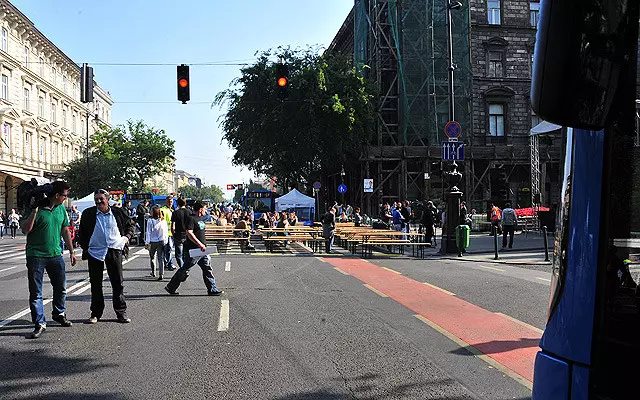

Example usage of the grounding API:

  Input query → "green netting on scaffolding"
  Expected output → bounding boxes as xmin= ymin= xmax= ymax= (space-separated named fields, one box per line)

xmin=354 ymin=0 xmax=369 ymax=73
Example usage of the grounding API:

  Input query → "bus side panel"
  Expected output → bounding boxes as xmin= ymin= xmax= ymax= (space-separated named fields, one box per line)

xmin=570 ymin=365 xmax=589 ymax=400
xmin=532 ymin=351 xmax=570 ymax=400
xmin=540 ymin=129 xmax=604 ymax=364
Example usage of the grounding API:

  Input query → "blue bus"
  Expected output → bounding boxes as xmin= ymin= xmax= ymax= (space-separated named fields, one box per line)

xmin=241 ymin=190 xmax=277 ymax=219
xmin=531 ymin=1 xmax=639 ymax=398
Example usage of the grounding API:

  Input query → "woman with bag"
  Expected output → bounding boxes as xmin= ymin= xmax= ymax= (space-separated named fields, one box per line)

xmin=145 ymin=206 xmax=168 ymax=280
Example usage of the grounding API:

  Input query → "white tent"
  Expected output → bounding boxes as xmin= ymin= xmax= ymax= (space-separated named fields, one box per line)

xmin=71 ymin=193 xmax=116 ymax=213
xmin=275 ymin=189 xmax=315 ymax=212
xmin=530 ymin=120 xmax=562 ymax=135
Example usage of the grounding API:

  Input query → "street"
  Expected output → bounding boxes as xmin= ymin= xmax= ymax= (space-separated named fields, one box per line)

xmin=0 ymin=235 xmax=549 ymax=400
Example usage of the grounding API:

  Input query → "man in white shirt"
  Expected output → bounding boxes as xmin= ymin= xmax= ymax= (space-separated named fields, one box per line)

xmin=79 ymin=189 xmax=135 ymax=324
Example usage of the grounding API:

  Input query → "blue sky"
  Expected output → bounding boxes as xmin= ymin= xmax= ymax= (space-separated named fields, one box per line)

xmin=11 ymin=0 xmax=353 ymax=195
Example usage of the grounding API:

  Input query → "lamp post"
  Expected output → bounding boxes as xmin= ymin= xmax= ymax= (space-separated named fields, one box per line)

xmin=340 ymin=165 xmax=345 ymax=208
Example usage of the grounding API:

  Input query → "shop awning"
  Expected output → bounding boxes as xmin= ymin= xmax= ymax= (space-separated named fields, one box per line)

xmin=530 ymin=120 xmax=562 ymax=136
xmin=1 ymin=170 xmax=50 ymax=185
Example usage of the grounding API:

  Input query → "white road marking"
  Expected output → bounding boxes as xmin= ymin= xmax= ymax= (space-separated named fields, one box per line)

xmin=225 ymin=261 xmax=231 ymax=272
xmin=135 ymin=248 xmax=148 ymax=256
xmin=217 ymin=299 xmax=229 ymax=331
xmin=73 ymin=284 xmax=92 ymax=295
xmin=422 ymin=282 xmax=456 ymax=296
xmin=495 ymin=312 xmax=544 ymax=334
xmin=6 ymin=254 xmax=25 ymax=261
xmin=479 ymin=265 xmax=505 ymax=272
xmin=536 ymin=277 xmax=551 ymax=282
xmin=364 ymin=284 xmax=388 ymax=297
xmin=0 ymin=266 xmax=19 ymax=274
xmin=0 ymin=299 xmax=52 ymax=328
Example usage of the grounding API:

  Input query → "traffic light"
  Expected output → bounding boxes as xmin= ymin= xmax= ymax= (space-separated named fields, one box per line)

xmin=275 ymin=63 xmax=289 ymax=100
xmin=177 ymin=64 xmax=190 ymax=104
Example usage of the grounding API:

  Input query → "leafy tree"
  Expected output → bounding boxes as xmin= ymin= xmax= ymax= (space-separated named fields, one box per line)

xmin=214 ymin=47 xmax=376 ymax=193
xmin=178 ymin=185 xmax=225 ymax=203
xmin=63 ymin=120 xmax=175 ymax=197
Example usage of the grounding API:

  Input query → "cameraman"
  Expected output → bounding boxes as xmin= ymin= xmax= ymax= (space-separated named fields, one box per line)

xmin=20 ymin=180 xmax=77 ymax=339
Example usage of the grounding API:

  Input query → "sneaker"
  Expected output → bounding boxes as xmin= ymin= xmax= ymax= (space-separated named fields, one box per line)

xmin=164 ymin=286 xmax=179 ymax=295
xmin=157 ymin=275 xmax=163 ymax=281
xmin=87 ymin=316 xmax=99 ymax=324
xmin=26 ymin=324 xmax=46 ymax=339
xmin=116 ymin=315 xmax=131 ymax=324
xmin=166 ymin=266 xmax=176 ymax=271
xmin=52 ymin=314 xmax=73 ymax=327
xmin=208 ymin=290 xmax=224 ymax=296
xmin=150 ymin=272 xmax=156 ymax=278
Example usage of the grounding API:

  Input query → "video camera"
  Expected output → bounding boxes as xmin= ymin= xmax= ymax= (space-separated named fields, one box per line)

xmin=17 ymin=178 xmax=52 ymax=213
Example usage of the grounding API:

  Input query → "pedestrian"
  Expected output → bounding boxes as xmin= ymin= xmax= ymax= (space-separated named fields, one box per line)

xmin=354 ymin=207 xmax=363 ymax=227
xmin=136 ymin=199 xmax=150 ymax=245
xmin=421 ymin=201 xmax=437 ymax=245
xmin=145 ymin=205 xmax=168 ymax=280
xmin=400 ymin=201 xmax=411 ymax=234
xmin=171 ymin=197 xmax=189 ymax=269
xmin=8 ymin=208 xmax=20 ymax=238
xmin=0 ymin=210 xmax=6 ymax=239
xmin=78 ymin=189 xmax=135 ymax=324
xmin=160 ymin=196 xmax=175 ymax=271
xmin=490 ymin=202 xmax=502 ymax=235
xmin=459 ymin=201 xmax=469 ymax=225
xmin=123 ymin=200 xmax=132 ymax=218
xmin=20 ymin=181 xmax=76 ymax=339
xmin=321 ymin=207 xmax=336 ymax=253
xmin=501 ymin=202 xmax=518 ymax=249
xmin=288 ymin=211 xmax=298 ymax=227
xmin=164 ymin=201 xmax=223 ymax=296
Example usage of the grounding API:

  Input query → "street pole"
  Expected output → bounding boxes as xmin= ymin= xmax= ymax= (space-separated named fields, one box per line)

xmin=446 ymin=0 xmax=456 ymax=123
xmin=85 ymin=110 xmax=90 ymax=194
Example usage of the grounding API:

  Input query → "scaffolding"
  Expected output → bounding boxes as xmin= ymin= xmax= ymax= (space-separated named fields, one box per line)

xmin=354 ymin=0 xmax=472 ymax=212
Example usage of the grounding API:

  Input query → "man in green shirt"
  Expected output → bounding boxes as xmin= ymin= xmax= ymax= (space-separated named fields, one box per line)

xmin=20 ymin=180 xmax=77 ymax=339
xmin=160 ymin=196 xmax=175 ymax=271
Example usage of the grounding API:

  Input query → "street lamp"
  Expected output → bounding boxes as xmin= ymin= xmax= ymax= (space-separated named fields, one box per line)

xmin=340 ymin=165 xmax=346 ymax=208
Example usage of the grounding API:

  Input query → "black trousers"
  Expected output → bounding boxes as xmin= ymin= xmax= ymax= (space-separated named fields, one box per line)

xmin=88 ymin=249 xmax=127 ymax=319
xmin=502 ymin=225 xmax=515 ymax=248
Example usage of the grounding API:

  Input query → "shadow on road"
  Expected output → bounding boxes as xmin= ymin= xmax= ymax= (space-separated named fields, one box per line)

xmin=450 ymin=337 xmax=540 ymax=356
xmin=0 ymin=347 xmax=118 ymax=399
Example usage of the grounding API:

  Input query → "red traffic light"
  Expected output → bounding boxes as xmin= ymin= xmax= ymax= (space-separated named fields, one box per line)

xmin=179 ymin=78 xmax=188 ymax=88
xmin=277 ymin=77 xmax=288 ymax=87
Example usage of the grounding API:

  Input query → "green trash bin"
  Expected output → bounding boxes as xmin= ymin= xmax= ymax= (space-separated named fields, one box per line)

xmin=456 ymin=225 xmax=470 ymax=250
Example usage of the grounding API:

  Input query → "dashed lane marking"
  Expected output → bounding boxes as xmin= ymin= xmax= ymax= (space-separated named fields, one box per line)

xmin=535 ymin=277 xmax=551 ymax=282
xmin=495 ymin=312 xmax=544 ymax=335
xmin=479 ymin=265 xmax=505 ymax=272
xmin=333 ymin=267 xmax=349 ymax=275
xmin=381 ymin=267 xmax=402 ymax=274
xmin=364 ymin=284 xmax=388 ymax=297
xmin=225 ymin=261 xmax=231 ymax=272
xmin=422 ymin=282 xmax=456 ymax=296
xmin=217 ymin=299 xmax=229 ymax=332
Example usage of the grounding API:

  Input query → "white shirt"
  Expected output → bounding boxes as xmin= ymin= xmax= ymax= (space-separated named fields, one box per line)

xmin=88 ymin=208 xmax=127 ymax=261
xmin=145 ymin=218 xmax=168 ymax=245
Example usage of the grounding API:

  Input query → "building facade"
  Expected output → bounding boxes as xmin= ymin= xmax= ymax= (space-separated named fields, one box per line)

xmin=0 ymin=0 xmax=113 ymax=213
xmin=328 ymin=0 xmax=561 ymax=214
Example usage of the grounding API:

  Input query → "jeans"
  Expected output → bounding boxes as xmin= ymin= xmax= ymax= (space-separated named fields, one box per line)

xmin=502 ymin=225 xmax=515 ymax=248
xmin=26 ymin=255 xmax=67 ymax=326
xmin=88 ymin=249 xmax=127 ymax=319
xmin=174 ymin=237 xmax=186 ymax=269
xmin=149 ymin=241 xmax=165 ymax=276
xmin=166 ymin=253 xmax=218 ymax=293
xmin=163 ymin=236 xmax=174 ymax=268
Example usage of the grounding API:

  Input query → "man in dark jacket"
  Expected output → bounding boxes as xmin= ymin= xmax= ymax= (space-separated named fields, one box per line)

xmin=421 ymin=201 xmax=438 ymax=245
xmin=136 ymin=199 xmax=149 ymax=245
xmin=79 ymin=189 xmax=135 ymax=324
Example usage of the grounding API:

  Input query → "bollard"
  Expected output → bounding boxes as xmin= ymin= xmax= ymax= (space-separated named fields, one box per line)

xmin=493 ymin=226 xmax=499 ymax=260
xmin=542 ymin=225 xmax=549 ymax=261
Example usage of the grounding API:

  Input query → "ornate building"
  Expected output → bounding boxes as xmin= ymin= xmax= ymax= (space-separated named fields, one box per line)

xmin=0 ymin=0 xmax=113 ymax=212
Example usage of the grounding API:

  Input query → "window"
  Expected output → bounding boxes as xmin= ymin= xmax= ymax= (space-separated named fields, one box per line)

xmin=38 ymin=57 xmax=44 ymax=77
xmin=488 ymin=51 xmax=504 ymax=77
xmin=23 ymin=46 xmax=28 ymax=68
xmin=25 ymin=132 xmax=30 ymax=159
xmin=51 ymin=101 xmax=56 ymax=123
xmin=51 ymin=67 xmax=56 ymax=86
xmin=1 ymin=28 xmax=7 ymax=52
xmin=488 ymin=0 xmax=501 ymax=25
xmin=63 ymin=76 xmax=67 ymax=93
xmin=39 ymin=137 xmax=45 ymax=158
xmin=530 ymin=2 xmax=540 ymax=27
xmin=74 ymin=147 xmax=79 ymax=159
xmin=1 ymin=75 xmax=7 ymax=100
xmin=531 ymin=111 xmax=542 ymax=129
xmin=23 ymin=86 xmax=29 ymax=111
xmin=73 ymin=83 xmax=77 ymax=100
xmin=2 ymin=123 xmax=9 ymax=153
xmin=38 ymin=94 xmax=44 ymax=117
xmin=62 ymin=107 xmax=67 ymax=128
xmin=72 ymin=113 xmax=76 ymax=132
xmin=488 ymin=103 xmax=505 ymax=136
xmin=64 ymin=144 xmax=69 ymax=162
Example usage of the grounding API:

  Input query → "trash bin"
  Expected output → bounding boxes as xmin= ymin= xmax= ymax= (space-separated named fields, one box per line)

xmin=456 ymin=225 xmax=470 ymax=250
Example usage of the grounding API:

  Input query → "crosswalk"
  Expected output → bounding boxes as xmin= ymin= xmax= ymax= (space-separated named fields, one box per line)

xmin=0 ymin=243 xmax=82 ymax=271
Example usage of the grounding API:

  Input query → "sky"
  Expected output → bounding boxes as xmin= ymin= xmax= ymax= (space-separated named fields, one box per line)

xmin=10 ymin=0 xmax=353 ymax=195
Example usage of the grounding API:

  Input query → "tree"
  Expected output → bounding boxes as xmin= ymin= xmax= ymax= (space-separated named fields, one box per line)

xmin=63 ymin=120 xmax=175 ymax=197
xmin=214 ymin=47 xmax=376 ymax=193
xmin=178 ymin=185 xmax=225 ymax=203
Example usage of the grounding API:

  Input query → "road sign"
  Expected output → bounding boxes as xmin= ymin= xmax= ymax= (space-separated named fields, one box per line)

xmin=338 ymin=184 xmax=347 ymax=194
xmin=363 ymin=179 xmax=373 ymax=193
xmin=441 ymin=141 xmax=465 ymax=161
xmin=445 ymin=121 xmax=462 ymax=140
xmin=313 ymin=181 xmax=322 ymax=190
xmin=226 ymin=184 xmax=234 ymax=190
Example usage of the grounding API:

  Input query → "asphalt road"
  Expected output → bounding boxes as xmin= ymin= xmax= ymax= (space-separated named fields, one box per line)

xmin=0 ymin=238 xmax=548 ymax=400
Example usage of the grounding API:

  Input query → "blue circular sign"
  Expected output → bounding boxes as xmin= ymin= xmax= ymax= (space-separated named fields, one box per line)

xmin=338 ymin=184 xmax=347 ymax=194
xmin=313 ymin=181 xmax=322 ymax=190
xmin=445 ymin=121 xmax=462 ymax=138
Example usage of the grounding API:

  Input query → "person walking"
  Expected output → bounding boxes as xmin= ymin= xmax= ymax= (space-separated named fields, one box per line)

xmin=160 ymin=196 xmax=175 ymax=271
xmin=421 ymin=201 xmax=437 ymax=245
xmin=490 ymin=202 xmax=502 ymax=235
xmin=321 ymin=208 xmax=336 ymax=253
xmin=20 ymin=181 xmax=76 ymax=339
xmin=8 ymin=209 xmax=20 ymax=238
xmin=164 ymin=201 xmax=223 ymax=296
xmin=79 ymin=189 xmax=135 ymax=324
xmin=136 ymin=199 xmax=150 ymax=245
xmin=0 ymin=210 xmax=6 ymax=239
xmin=501 ymin=202 xmax=518 ymax=249
xmin=171 ymin=197 xmax=189 ymax=269
xmin=145 ymin=206 xmax=168 ymax=280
